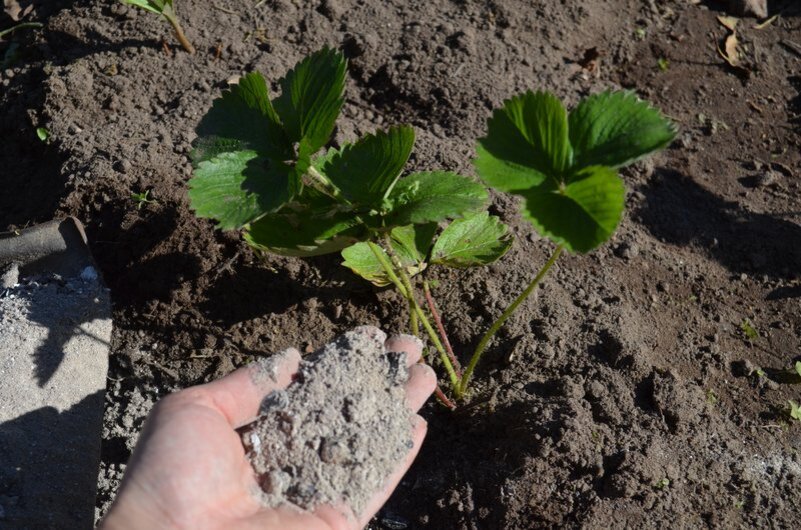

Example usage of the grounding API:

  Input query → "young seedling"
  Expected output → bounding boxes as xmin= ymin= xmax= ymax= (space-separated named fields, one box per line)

xmin=460 ymin=89 xmax=676 ymax=395
xmin=131 ymin=189 xmax=154 ymax=210
xmin=740 ymin=318 xmax=759 ymax=341
xmin=122 ymin=0 xmax=195 ymax=54
xmin=188 ymin=48 xmax=510 ymax=401
xmin=36 ymin=127 xmax=50 ymax=143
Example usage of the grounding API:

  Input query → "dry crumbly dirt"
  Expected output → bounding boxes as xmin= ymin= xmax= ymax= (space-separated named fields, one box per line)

xmin=2 ymin=0 xmax=801 ymax=528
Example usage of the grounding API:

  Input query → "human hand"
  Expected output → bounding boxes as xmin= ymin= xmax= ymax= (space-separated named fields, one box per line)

xmin=100 ymin=330 xmax=435 ymax=530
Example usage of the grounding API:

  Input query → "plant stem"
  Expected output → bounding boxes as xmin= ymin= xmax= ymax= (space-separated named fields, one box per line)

xmin=374 ymin=236 xmax=460 ymax=391
xmin=366 ymin=241 xmax=407 ymax=297
xmin=423 ymin=280 xmax=462 ymax=377
xmin=433 ymin=386 xmax=457 ymax=409
xmin=368 ymin=240 xmax=459 ymax=407
xmin=162 ymin=7 xmax=195 ymax=54
xmin=459 ymin=245 xmax=563 ymax=396
xmin=0 ymin=22 xmax=43 ymax=39
xmin=409 ymin=301 xmax=420 ymax=335
xmin=306 ymin=166 xmax=345 ymax=202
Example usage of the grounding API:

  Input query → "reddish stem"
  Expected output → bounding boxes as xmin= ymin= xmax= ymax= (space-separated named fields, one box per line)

xmin=423 ymin=282 xmax=463 ymax=377
xmin=433 ymin=384 xmax=457 ymax=410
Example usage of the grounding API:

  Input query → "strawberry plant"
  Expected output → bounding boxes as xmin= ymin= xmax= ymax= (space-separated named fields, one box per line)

xmin=189 ymin=47 xmax=675 ymax=403
xmin=122 ymin=0 xmax=195 ymax=54
xmin=460 ymin=90 xmax=676 ymax=394
xmin=188 ymin=48 xmax=510 ymax=404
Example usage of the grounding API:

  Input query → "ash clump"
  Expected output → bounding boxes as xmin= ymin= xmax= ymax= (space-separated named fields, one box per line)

xmin=241 ymin=326 xmax=413 ymax=514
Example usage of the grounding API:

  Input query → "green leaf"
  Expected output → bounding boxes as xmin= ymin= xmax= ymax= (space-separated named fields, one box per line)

xmin=431 ymin=212 xmax=513 ymax=268
xmin=796 ymin=361 xmax=801 ymax=378
xmin=341 ymin=224 xmax=437 ymax=286
xmin=122 ymin=0 xmax=167 ymax=15
xmin=245 ymin=210 xmax=365 ymax=257
xmin=569 ymin=91 xmax=676 ymax=168
xmin=790 ymin=400 xmax=801 ymax=421
xmin=193 ymin=72 xmax=289 ymax=165
xmin=273 ymin=47 xmax=347 ymax=160
xmin=474 ymin=91 xmax=572 ymax=192
xmin=188 ymin=151 xmax=293 ymax=230
xmin=36 ymin=127 xmax=49 ymax=142
xmin=519 ymin=165 xmax=625 ymax=253
xmin=383 ymin=172 xmax=488 ymax=226
xmin=323 ymin=126 xmax=415 ymax=205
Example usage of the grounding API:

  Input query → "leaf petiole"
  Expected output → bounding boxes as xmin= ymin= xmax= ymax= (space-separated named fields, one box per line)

xmin=423 ymin=280 xmax=462 ymax=378
xmin=459 ymin=244 xmax=563 ymax=396
xmin=371 ymin=237 xmax=460 ymax=392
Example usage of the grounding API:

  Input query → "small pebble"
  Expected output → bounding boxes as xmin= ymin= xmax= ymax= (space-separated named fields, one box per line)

xmin=80 ymin=266 xmax=98 ymax=282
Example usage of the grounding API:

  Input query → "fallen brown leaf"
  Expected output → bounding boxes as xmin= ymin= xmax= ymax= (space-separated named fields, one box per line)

xmin=3 ymin=0 xmax=32 ymax=22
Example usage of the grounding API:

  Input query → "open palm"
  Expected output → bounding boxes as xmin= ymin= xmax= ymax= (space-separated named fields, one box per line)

xmin=101 ymin=330 xmax=435 ymax=530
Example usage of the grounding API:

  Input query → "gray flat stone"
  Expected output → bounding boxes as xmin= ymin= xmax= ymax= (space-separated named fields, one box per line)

xmin=0 ymin=218 xmax=111 ymax=530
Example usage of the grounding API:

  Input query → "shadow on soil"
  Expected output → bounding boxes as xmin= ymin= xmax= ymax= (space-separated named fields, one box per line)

xmin=636 ymin=169 xmax=801 ymax=279
xmin=384 ymin=391 xmax=579 ymax=528
xmin=199 ymin=255 xmax=375 ymax=327
xmin=695 ymin=0 xmax=801 ymax=15
xmin=0 ymin=1 xmax=97 ymax=230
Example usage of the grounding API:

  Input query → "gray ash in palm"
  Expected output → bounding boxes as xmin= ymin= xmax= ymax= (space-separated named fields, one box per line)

xmin=240 ymin=326 xmax=413 ymax=514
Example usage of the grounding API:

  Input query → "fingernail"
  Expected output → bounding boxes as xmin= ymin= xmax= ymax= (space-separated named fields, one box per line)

xmin=394 ymin=333 xmax=424 ymax=350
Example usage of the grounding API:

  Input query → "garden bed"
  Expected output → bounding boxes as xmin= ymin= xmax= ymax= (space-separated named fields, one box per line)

xmin=2 ymin=0 xmax=801 ymax=527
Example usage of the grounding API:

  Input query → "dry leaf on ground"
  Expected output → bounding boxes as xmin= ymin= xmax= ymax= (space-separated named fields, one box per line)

xmin=3 ymin=0 xmax=32 ymax=21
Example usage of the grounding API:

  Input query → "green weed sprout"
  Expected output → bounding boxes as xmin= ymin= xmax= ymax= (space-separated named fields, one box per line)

xmin=188 ymin=48 xmax=511 ymax=404
xmin=461 ymin=90 xmax=676 ymax=395
xmin=790 ymin=400 xmax=801 ymax=422
xmin=131 ymin=189 xmax=154 ymax=209
xmin=122 ymin=0 xmax=195 ymax=54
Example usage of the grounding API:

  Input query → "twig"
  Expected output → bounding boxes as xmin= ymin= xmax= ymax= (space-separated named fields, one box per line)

xmin=781 ymin=40 xmax=801 ymax=58
xmin=213 ymin=5 xmax=238 ymax=15
xmin=212 ymin=249 xmax=242 ymax=280
xmin=423 ymin=281 xmax=462 ymax=377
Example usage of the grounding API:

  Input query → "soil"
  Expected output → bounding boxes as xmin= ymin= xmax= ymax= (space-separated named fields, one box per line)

xmin=2 ymin=0 xmax=801 ymax=528
xmin=241 ymin=326 xmax=412 ymax=514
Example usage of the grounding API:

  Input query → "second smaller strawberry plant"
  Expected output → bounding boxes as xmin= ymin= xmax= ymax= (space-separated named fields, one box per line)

xmin=122 ymin=0 xmax=195 ymax=54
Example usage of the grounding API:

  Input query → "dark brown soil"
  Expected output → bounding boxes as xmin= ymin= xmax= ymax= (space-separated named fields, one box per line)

xmin=2 ymin=0 xmax=801 ymax=528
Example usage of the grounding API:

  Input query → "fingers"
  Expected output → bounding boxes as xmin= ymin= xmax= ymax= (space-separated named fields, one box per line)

xmin=356 ymin=415 xmax=428 ymax=528
xmin=385 ymin=334 xmax=423 ymax=366
xmin=179 ymin=328 xmax=427 ymax=432
xmin=405 ymin=363 xmax=437 ymax=411
xmin=194 ymin=348 xmax=302 ymax=428
xmin=386 ymin=333 xmax=436 ymax=411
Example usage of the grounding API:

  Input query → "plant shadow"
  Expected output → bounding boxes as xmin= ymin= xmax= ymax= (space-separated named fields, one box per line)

xmin=382 ymin=389 xmax=576 ymax=528
xmin=199 ymin=254 xmax=378 ymax=328
xmin=635 ymin=168 xmax=801 ymax=279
